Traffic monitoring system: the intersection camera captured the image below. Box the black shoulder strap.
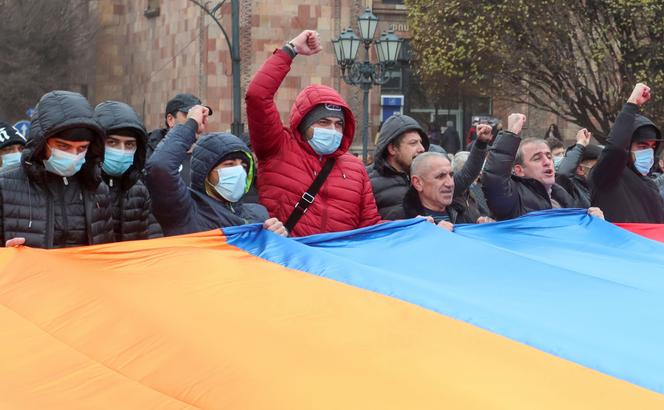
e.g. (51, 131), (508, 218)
(284, 158), (336, 233)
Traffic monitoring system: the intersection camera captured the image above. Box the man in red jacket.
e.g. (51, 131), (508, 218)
(245, 29), (382, 237)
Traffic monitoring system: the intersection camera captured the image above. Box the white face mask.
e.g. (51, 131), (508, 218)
(633, 148), (654, 176)
(213, 165), (247, 202)
(43, 148), (87, 177)
(308, 127), (342, 155)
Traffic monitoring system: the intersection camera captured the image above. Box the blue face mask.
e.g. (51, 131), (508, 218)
(213, 165), (247, 203)
(553, 156), (563, 170)
(633, 148), (654, 176)
(308, 127), (342, 155)
(103, 146), (135, 176)
(43, 148), (87, 177)
(1, 152), (22, 169)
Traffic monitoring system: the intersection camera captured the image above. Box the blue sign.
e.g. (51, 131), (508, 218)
(381, 95), (404, 123)
(13, 120), (30, 137)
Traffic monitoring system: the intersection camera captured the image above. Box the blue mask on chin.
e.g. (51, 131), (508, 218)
(633, 148), (654, 176)
(308, 127), (342, 155)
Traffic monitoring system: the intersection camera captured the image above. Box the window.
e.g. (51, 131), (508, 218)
(144, 0), (160, 18)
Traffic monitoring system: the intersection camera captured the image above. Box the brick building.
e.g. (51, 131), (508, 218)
(91, 0), (574, 158)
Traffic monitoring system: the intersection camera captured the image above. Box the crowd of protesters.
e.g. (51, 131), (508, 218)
(1, 30), (663, 249)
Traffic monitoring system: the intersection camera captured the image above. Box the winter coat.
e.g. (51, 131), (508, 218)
(555, 144), (592, 208)
(368, 114), (429, 220)
(145, 120), (268, 236)
(0, 90), (113, 248)
(147, 127), (192, 186)
(440, 127), (461, 154)
(95, 101), (162, 241)
(482, 131), (575, 220)
(245, 48), (381, 236)
(588, 103), (664, 223)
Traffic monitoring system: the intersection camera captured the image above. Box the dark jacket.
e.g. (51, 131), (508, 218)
(368, 114), (429, 220)
(0, 90), (113, 248)
(482, 131), (574, 220)
(589, 103), (664, 223)
(555, 144), (592, 208)
(95, 101), (162, 241)
(145, 120), (268, 236)
(147, 127), (192, 186)
(440, 126), (461, 154)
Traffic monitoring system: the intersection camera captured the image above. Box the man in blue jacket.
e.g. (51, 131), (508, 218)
(145, 105), (287, 236)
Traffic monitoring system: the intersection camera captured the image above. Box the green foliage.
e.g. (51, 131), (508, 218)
(406, 0), (664, 137)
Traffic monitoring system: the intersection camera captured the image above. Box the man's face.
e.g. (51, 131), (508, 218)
(412, 156), (455, 211)
(45, 138), (90, 158)
(631, 140), (656, 153)
(166, 111), (190, 129)
(387, 131), (426, 173)
(514, 141), (555, 188)
(576, 158), (597, 178)
(208, 157), (248, 185)
(551, 147), (565, 158)
(304, 117), (344, 140)
(106, 135), (137, 152)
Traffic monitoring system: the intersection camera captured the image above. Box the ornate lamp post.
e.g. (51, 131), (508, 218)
(332, 8), (403, 162)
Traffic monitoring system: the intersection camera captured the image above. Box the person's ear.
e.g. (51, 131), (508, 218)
(514, 164), (525, 177)
(412, 175), (423, 192)
(166, 113), (176, 129)
(387, 143), (398, 157)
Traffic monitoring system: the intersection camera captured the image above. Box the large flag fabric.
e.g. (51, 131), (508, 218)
(617, 222), (664, 242)
(1, 209), (663, 409)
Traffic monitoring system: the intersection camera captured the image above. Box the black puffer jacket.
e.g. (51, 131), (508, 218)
(589, 104), (664, 223)
(147, 127), (192, 186)
(146, 120), (268, 236)
(95, 101), (162, 241)
(367, 114), (429, 220)
(482, 131), (574, 220)
(0, 90), (113, 248)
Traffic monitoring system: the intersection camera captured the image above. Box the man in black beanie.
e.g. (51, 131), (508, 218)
(589, 83), (664, 222)
(0, 121), (26, 170)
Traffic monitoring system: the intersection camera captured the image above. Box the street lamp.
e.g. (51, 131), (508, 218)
(332, 8), (403, 162)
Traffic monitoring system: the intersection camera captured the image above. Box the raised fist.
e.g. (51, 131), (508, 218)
(575, 128), (591, 146)
(507, 113), (527, 135)
(476, 123), (493, 142)
(628, 83), (651, 107)
(186, 105), (209, 134)
(290, 30), (322, 56)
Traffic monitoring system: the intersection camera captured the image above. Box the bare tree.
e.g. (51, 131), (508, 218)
(0, 0), (97, 122)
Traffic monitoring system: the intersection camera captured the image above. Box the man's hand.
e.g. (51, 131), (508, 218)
(416, 215), (435, 224)
(476, 216), (495, 224)
(507, 113), (527, 136)
(476, 124), (493, 142)
(587, 207), (604, 220)
(437, 220), (454, 232)
(187, 105), (210, 135)
(576, 128), (591, 146)
(627, 83), (651, 107)
(5, 237), (26, 247)
(289, 30), (322, 56)
(263, 217), (288, 237)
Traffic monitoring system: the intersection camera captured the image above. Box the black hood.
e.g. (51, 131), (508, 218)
(632, 114), (662, 152)
(94, 100), (148, 189)
(190, 132), (253, 193)
(373, 113), (429, 174)
(23, 90), (105, 190)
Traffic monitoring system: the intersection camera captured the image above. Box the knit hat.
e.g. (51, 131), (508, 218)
(0, 121), (27, 149)
(53, 127), (98, 142)
(632, 124), (659, 143)
(298, 103), (345, 136)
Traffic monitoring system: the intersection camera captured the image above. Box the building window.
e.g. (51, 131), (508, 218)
(144, 0), (160, 18)
(381, 0), (405, 4)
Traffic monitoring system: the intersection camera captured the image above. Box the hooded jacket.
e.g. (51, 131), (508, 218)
(482, 131), (574, 220)
(367, 114), (429, 220)
(555, 144), (595, 208)
(589, 103), (664, 222)
(145, 120), (268, 236)
(95, 101), (162, 241)
(0, 90), (113, 248)
(245, 48), (381, 236)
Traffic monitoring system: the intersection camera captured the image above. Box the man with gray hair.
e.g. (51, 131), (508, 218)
(403, 152), (493, 231)
(482, 113), (604, 221)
